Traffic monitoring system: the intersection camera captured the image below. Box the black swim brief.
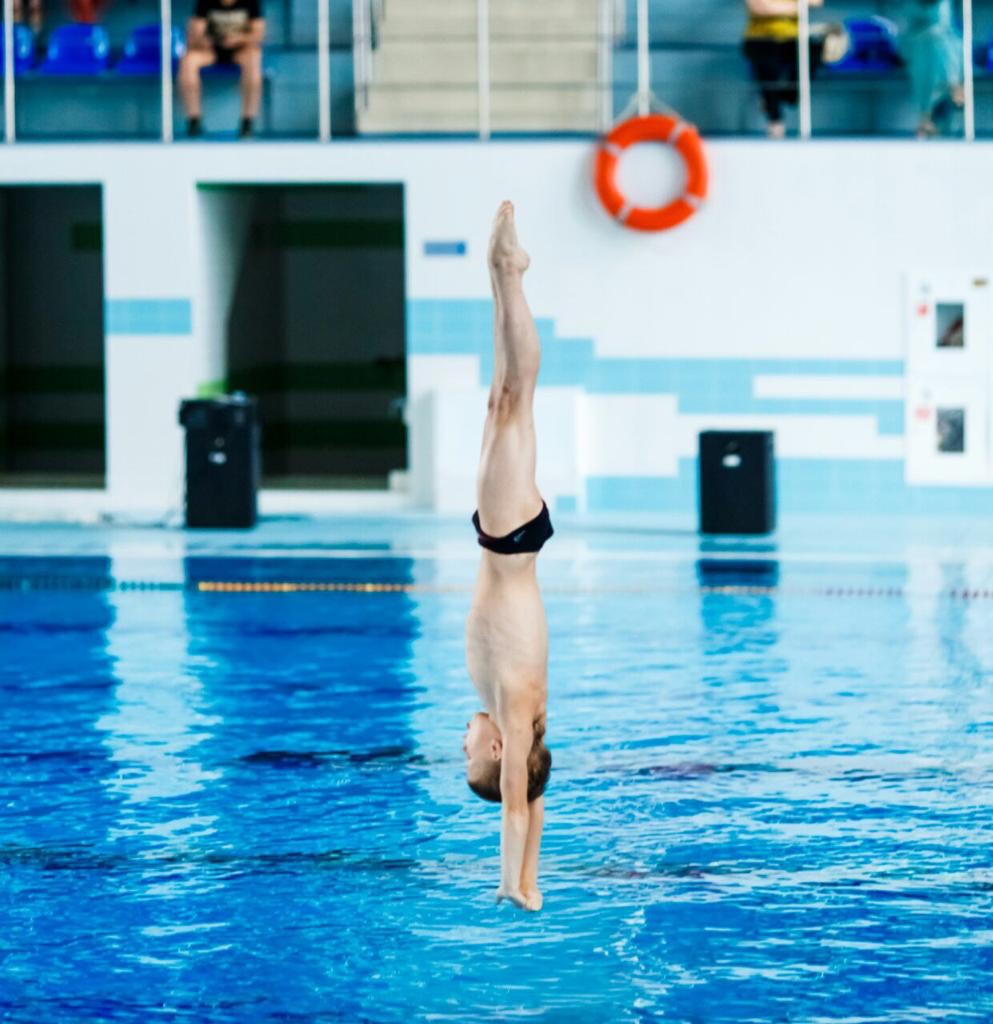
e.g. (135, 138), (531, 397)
(472, 501), (554, 555)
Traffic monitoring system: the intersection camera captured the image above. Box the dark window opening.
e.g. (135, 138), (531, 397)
(0, 185), (105, 488)
(199, 183), (406, 489)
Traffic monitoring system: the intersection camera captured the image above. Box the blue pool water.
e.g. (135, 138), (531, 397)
(2, 521), (993, 1023)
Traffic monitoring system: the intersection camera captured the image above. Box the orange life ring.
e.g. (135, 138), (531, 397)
(594, 114), (708, 232)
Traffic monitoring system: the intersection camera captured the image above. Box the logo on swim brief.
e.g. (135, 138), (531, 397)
(512, 530), (526, 543)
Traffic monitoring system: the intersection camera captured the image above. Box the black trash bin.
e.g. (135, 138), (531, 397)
(178, 395), (260, 529)
(698, 430), (776, 535)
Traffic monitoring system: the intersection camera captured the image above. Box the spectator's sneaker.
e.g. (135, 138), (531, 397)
(187, 117), (203, 138)
(239, 117), (254, 139)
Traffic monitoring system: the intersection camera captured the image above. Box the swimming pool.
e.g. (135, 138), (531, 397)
(2, 519), (992, 1022)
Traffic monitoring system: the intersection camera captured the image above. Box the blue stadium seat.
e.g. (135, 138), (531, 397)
(0, 23), (36, 75)
(39, 23), (110, 75)
(984, 40), (993, 72)
(831, 16), (901, 73)
(116, 24), (185, 75)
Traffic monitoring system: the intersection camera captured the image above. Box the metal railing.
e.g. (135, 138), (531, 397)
(352, 0), (369, 116)
(352, 0), (619, 138)
(0, 0), (982, 143)
(477, 0), (489, 139)
(160, 0), (174, 142)
(963, 0), (975, 140)
(3, 0), (15, 141)
(352, 0), (385, 116)
(798, 0), (811, 138)
(318, 0), (330, 139)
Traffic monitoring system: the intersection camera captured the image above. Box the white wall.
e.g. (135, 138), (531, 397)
(0, 139), (991, 518)
(196, 188), (255, 390)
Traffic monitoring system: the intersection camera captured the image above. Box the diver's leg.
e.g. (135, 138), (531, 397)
(476, 202), (543, 537)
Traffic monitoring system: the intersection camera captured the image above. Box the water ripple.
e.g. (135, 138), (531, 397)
(2, 553), (993, 1022)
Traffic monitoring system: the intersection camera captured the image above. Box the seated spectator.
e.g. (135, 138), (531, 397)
(178, 0), (265, 139)
(742, 0), (825, 138)
(901, 0), (963, 138)
(12, 0), (42, 33)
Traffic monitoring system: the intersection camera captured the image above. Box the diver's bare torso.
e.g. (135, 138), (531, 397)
(465, 552), (547, 725)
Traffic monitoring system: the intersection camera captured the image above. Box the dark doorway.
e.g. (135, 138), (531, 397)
(199, 184), (406, 488)
(0, 186), (105, 487)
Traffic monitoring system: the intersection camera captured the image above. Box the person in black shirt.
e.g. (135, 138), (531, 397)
(178, 0), (266, 138)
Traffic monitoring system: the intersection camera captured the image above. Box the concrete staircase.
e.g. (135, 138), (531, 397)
(356, 0), (603, 134)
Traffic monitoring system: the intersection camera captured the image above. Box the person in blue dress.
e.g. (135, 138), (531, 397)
(901, 0), (963, 137)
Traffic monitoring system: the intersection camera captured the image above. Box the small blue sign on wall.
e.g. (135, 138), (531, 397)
(424, 241), (467, 257)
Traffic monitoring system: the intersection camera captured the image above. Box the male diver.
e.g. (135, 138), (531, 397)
(463, 202), (552, 913)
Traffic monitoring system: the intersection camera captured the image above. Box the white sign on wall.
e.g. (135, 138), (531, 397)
(905, 273), (992, 486)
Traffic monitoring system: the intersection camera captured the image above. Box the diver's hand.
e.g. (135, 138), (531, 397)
(496, 885), (542, 912)
(495, 885), (527, 910)
(521, 888), (543, 912)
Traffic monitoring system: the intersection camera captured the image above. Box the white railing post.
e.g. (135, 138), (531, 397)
(161, 0), (173, 141)
(477, 0), (490, 139)
(318, 0), (331, 140)
(597, 0), (613, 131)
(636, 0), (649, 115)
(798, 0), (811, 138)
(963, 0), (975, 140)
(4, 0), (15, 142)
(351, 0), (365, 114)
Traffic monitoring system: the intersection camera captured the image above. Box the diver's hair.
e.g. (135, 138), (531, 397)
(467, 720), (551, 804)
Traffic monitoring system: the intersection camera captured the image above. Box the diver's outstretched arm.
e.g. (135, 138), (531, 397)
(519, 796), (544, 911)
(494, 708), (533, 909)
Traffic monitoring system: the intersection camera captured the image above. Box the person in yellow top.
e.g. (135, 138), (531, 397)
(743, 0), (824, 138)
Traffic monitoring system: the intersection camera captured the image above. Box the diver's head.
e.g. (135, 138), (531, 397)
(463, 711), (502, 796)
(463, 712), (551, 804)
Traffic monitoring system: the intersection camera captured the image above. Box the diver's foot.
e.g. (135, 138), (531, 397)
(488, 201), (530, 278)
(766, 121), (786, 140)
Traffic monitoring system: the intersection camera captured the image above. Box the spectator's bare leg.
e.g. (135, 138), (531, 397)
(178, 50), (216, 119)
(476, 201), (542, 538)
(235, 47), (263, 119)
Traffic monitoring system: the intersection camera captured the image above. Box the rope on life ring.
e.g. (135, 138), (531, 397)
(594, 114), (709, 233)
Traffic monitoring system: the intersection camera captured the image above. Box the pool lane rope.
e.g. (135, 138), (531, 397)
(4, 577), (993, 600)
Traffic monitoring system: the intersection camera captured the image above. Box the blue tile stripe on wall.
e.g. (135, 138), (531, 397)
(587, 461), (993, 516)
(106, 299), (193, 335)
(408, 298), (993, 514)
(407, 299), (905, 434)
